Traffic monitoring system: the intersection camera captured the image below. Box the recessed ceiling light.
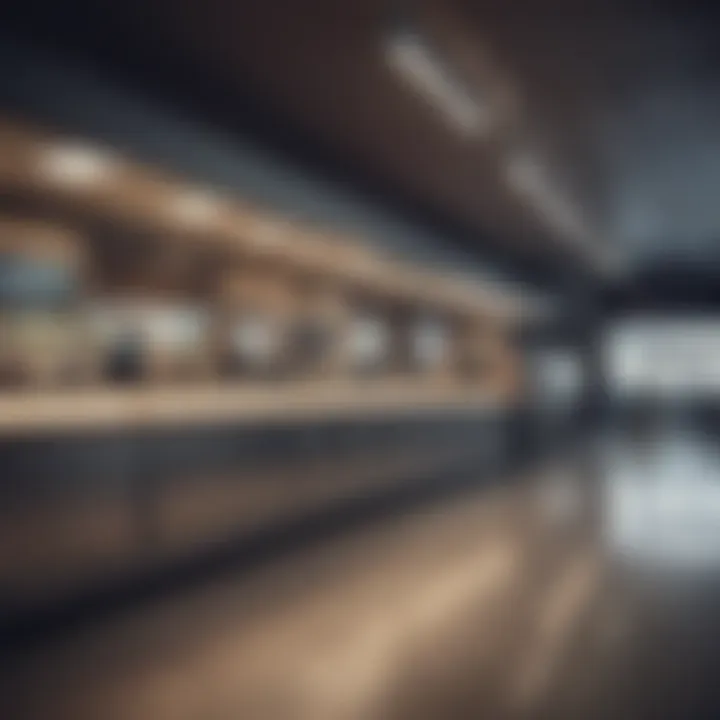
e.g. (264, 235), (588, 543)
(38, 143), (115, 186)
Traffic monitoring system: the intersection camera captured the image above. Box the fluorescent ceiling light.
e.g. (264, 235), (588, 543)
(505, 153), (626, 277)
(505, 154), (586, 239)
(385, 30), (492, 137)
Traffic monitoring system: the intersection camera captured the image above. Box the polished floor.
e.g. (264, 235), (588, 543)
(3, 432), (720, 719)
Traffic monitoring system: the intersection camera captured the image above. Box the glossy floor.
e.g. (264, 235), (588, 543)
(3, 433), (720, 719)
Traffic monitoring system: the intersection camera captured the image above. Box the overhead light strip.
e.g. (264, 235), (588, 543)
(385, 29), (492, 137)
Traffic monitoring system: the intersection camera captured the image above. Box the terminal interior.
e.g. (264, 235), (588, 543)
(2, 2), (720, 718)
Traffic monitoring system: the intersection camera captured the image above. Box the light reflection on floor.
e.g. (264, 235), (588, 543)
(602, 428), (720, 571)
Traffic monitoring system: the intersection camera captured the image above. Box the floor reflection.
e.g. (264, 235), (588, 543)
(603, 426), (720, 570)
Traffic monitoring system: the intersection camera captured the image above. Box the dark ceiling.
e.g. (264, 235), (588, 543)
(3, 0), (720, 301)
